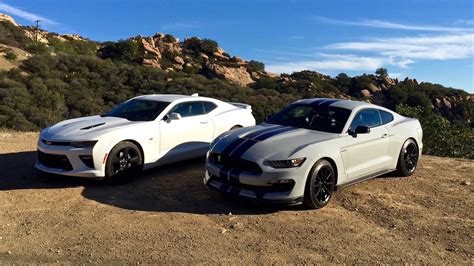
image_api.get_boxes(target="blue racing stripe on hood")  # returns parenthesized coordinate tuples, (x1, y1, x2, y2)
(243, 125, 281, 139)
(221, 138, 247, 155)
(229, 139, 258, 157)
(253, 126, 297, 141)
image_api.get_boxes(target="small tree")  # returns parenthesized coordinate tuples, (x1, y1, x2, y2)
(375, 67, 388, 77)
(163, 34, 177, 43)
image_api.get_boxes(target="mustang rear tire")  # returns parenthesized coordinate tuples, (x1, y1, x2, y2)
(303, 160, 336, 209)
(104, 141, 143, 184)
(396, 139, 419, 177)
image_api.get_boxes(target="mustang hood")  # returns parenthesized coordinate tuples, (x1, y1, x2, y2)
(213, 124, 339, 159)
(41, 115, 140, 141)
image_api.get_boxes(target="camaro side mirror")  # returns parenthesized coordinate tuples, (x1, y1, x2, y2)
(166, 112, 182, 121)
(264, 114, 274, 122)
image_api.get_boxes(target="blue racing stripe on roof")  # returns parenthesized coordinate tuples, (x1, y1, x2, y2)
(319, 99, 341, 106)
(310, 99, 327, 106)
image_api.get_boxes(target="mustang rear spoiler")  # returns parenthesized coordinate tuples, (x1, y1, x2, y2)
(229, 102, 252, 110)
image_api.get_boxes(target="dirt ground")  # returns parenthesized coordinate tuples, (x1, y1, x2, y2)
(0, 132, 472, 263)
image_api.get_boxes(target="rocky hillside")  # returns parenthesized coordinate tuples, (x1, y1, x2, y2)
(0, 13, 472, 158)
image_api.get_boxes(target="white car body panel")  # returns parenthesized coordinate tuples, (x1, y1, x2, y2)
(36, 94, 256, 178)
(204, 98, 423, 204)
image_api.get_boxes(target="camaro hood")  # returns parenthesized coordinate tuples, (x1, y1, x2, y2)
(41, 115, 140, 141)
(213, 123, 339, 159)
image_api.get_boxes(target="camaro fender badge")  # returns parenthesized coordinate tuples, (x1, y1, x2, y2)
(45, 140, 52, 145)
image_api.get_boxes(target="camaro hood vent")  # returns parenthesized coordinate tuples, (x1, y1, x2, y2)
(80, 123, 106, 130)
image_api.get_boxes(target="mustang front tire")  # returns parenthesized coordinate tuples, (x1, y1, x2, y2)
(104, 141, 143, 184)
(396, 139, 419, 177)
(303, 160, 336, 209)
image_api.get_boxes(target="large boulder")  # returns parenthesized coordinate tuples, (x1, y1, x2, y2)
(205, 63, 254, 86)
(360, 89, 372, 97)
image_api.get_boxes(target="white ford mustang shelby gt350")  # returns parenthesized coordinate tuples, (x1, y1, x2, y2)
(205, 98, 423, 209)
(36, 94, 255, 181)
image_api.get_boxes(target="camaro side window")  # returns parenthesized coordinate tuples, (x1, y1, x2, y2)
(203, 102, 217, 113)
(170, 102, 205, 117)
(350, 109, 382, 129)
(379, 110, 394, 125)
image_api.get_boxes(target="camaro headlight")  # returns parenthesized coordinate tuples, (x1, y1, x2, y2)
(70, 141, 98, 148)
(266, 158, 306, 168)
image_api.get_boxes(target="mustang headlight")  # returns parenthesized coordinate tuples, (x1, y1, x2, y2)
(266, 158, 306, 168)
(70, 141, 98, 148)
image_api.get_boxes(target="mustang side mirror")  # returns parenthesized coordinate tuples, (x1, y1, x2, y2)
(166, 112, 182, 122)
(264, 114, 274, 122)
(355, 125, 371, 134)
(348, 125, 370, 137)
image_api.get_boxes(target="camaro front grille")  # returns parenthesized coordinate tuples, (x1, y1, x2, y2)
(208, 153, 262, 175)
(37, 150, 73, 171)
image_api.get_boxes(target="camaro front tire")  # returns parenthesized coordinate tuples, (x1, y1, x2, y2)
(303, 160, 336, 209)
(104, 141, 143, 184)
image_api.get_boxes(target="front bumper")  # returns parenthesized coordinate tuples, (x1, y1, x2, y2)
(204, 153, 309, 203)
(35, 139, 104, 178)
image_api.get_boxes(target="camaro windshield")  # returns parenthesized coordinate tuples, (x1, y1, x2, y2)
(267, 103, 352, 133)
(102, 99, 170, 121)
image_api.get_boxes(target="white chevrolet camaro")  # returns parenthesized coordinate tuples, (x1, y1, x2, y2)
(36, 94, 255, 182)
(205, 98, 423, 209)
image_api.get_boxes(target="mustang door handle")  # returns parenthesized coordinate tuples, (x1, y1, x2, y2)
(200, 121, 208, 124)
(381, 133, 389, 138)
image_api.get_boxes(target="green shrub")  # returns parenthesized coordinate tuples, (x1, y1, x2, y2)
(4, 50, 17, 61)
(396, 104, 473, 159)
(247, 60, 265, 72)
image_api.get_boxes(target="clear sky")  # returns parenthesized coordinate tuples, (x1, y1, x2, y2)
(1, 0, 473, 92)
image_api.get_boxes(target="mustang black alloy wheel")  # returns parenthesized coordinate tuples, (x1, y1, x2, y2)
(397, 139, 419, 176)
(105, 141, 143, 183)
(304, 160, 336, 209)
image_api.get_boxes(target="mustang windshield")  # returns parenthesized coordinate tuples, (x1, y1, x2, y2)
(267, 103, 351, 133)
(103, 99, 170, 121)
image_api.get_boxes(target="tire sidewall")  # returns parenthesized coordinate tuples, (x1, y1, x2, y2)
(304, 160, 335, 209)
(398, 139, 418, 177)
(104, 141, 143, 183)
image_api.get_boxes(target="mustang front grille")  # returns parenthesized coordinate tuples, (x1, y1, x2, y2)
(208, 152, 262, 175)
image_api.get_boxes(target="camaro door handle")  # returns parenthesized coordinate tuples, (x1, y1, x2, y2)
(381, 133, 389, 138)
(201, 121, 208, 124)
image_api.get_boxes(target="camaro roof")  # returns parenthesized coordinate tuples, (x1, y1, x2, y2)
(133, 94, 216, 103)
(295, 98, 373, 110)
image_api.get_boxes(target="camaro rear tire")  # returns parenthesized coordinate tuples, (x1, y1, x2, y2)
(104, 141, 143, 184)
(396, 139, 419, 177)
(303, 160, 336, 209)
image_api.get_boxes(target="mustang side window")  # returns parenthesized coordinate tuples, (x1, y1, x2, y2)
(350, 108, 382, 129)
(170, 102, 205, 117)
(379, 110, 394, 125)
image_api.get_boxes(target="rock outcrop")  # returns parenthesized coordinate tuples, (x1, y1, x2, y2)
(205, 63, 254, 86)
(0, 14, 17, 26)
